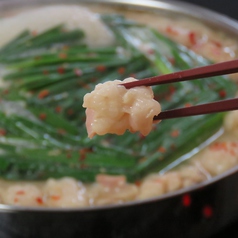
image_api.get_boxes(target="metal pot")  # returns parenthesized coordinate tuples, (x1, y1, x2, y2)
(0, 1, 238, 237)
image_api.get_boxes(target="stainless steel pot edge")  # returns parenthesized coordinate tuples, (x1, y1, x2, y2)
(1, 0, 238, 34)
(0, 164, 238, 213)
(0, 0, 238, 212)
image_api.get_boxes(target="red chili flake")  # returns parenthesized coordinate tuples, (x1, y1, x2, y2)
(168, 57, 175, 65)
(219, 90, 226, 98)
(210, 142, 237, 156)
(135, 180, 142, 187)
(154, 178, 164, 184)
(212, 40, 222, 48)
(31, 30, 38, 36)
(184, 103, 192, 107)
(55, 106, 62, 113)
(171, 129, 180, 138)
(16, 190, 25, 195)
(57, 67, 65, 74)
(147, 48, 155, 55)
(165, 26, 178, 35)
(66, 152, 72, 159)
(231, 142, 238, 148)
(182, 194, 191, 207)
(50, 195, 61, 201)
(96, 65, 106, 72)
(165, 95, 172, 102)
(80, 83, 90, 90)
(202, 205, 213, 218)
(36, 197, 43, 205)
(67, 109, 74, 116)
(117, 67, 125, 75)
(38, 89, 50, 99)
(158, 147, 166, 153)
(169, 85, 176, 94)
(39, 113, 47, 120)
(79, 148, 93, 161)
(58, 53, 67, 59)
(43, 70, 49, 75)
(74, 68, 83, 77)
(57, 128, 66, 135)
(0, 128, 7, 136)
(210, 142, 228, 151)
(14, 198, 19, 203)
(188, 32, 197, 45)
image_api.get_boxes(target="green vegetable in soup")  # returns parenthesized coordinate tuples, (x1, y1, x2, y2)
(0, 15, 236, 182)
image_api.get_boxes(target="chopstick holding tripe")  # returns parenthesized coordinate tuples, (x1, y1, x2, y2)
(83, 59, 238, 138)
(121, 59, 238, 88)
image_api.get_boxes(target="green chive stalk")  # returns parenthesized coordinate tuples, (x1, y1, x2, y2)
(0, 18, 236, 182)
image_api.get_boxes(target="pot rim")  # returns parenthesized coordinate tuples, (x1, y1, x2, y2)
(0, 0, 238, 213)
(0, 164, 237, 213)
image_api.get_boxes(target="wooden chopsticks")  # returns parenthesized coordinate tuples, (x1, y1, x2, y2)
(154, 98, 238, 120)
(122, 59, 238, 88)
(121, 59, 238, 120)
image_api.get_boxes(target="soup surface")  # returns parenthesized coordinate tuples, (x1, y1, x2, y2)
(0, 4, 238, 208)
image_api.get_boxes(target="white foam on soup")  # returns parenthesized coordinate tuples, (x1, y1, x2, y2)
(0, 5, 115, 48)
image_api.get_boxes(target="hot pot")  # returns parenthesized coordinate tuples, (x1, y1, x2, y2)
(0, 0, 238, 237)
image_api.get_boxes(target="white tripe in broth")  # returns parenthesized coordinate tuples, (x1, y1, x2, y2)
(83, 77, 161, 138)
(0, 5, 115, 48)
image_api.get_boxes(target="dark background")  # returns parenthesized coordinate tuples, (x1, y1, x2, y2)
(178, 0, 238, 21)
(178, 1, 238, 237)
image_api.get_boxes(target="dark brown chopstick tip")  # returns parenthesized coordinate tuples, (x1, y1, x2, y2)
(154, 98, 238, 120)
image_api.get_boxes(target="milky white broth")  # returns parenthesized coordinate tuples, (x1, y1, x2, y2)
(0, 4, 238, 208)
